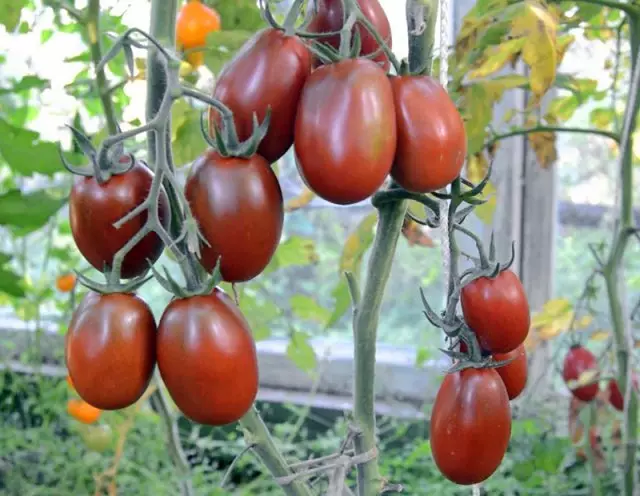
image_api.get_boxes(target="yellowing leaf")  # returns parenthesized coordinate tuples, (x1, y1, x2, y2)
(556, 34, 575, 66)
(339, 212, 377, 273)
(483, 74, 529, 98)
(590, 329, 610, 342)
(466, 153, 489, 184)
(532, 298, 572, 326)
(528, 130, 557, 168)
(474, 181, 497, 224)
(285, 187, 316, 212)
(574, 315, 593, 330)
(468, 38, 526, 79)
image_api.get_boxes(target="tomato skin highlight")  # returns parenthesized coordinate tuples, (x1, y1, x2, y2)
(156, 289, 259, 426)
(607, 375, 638, 411)
(390, 75, 466, 193)
(430, 368, 511, 485)
(65, 292, 157, 410)
(185, 150, 284, 282)
(294, 58, 397, 205)
(210, 29, 311, 164)
(562, 345, 599, 402)
(460, 269, 530, 354)
(494, 344, 528, 400)
(69, 160, 170, 279)
(306, 0, 392, 71)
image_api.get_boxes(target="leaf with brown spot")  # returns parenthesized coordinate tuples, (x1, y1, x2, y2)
(528, 130, 557, 168)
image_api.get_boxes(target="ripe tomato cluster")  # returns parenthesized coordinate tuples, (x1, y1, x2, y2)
(431, 269, 531, 485)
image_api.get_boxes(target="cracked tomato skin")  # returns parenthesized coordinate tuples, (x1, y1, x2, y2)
(562, 345, 599, 402)
(390, 75, 466, 193)
(460, 269, 530, 354)
(494, 344, 528, 400)
(69, 160, 170, 279)
(65, 292, 157, 410)
(156, 289, 259, 426)
(294, 58, 396, 205)
(306, 0, 392, 71)
(210, 28, 311, 164)
(430, 368, 511, 485)
(184, 150, 284, 282)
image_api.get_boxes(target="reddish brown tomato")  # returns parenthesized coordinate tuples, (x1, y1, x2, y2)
(607, 375, 638, 411)
(294, 58, 396, 205)
(430, 368, 511, 485)
(184, 151, 284, 282)
(65, 292, 156, 410)
(562, 345, 599, 402)
(69, 160, 170, 279)
(156, 289, 259, 426)
(494, 344, 528, 400)
(210, 29, 311, 164)
(306, 0, 392, 71)
(460, 269, 530, 354)
(390, 75, 467, 193)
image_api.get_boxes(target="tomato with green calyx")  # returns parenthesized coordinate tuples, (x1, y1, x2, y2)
(65, 292, 156, 410)
(494, 344, 528, 400)
(607, 375, 638, 411)
(69, 159, 170, 279)
(156, 288, 259, 426)
(460, 269, 530, 354)
(294, 58, 396, 205)
(562, 345, 599, 402)
(176, 0, 221, 67)
(185, 150, 284, 282)
(390, 75, 466, 193)
(430, 368, 511, 485)
(210, 28, 311, 164)
(306, 0, 392, 71)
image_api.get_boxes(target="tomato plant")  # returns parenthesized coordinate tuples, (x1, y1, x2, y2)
(176, 0, 221, 67)
(65, 292, 157, 410)
(390, 75, 467, 193)
(430, 368, 511, 485)
(69, 160, 170, 279)
(306, 0, 392, 71)
(210, 28, 312, 164)
(294, 58, 397, 205)
(562, 345, 599, 402)
(156, 288, 259, 426)
(608, 375, 638, 411)
(494, 344, 528, 400)
(184, 150, 284, 282)
(460, 269, 530, 353)
(67, 399, 102, 424)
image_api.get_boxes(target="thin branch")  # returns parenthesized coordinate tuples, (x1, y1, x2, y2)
(45, 0, 85, 22)
(486, 125, 620, 149)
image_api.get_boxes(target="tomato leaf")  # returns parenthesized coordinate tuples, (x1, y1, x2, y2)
(289, 295, 330, 324)
(238, 290, 281, 341)
(324, 279, 351, 330)
(339, 212, 377, 273)
(285, 187, 316, 212)
(589, 108, 615, 129)
(0, 190, 66, 234)
(170, 100, 207, 167)
(265, 236, 319, 274)
(473, 180, 497, 225)
(467, 38, 526, 80)
(286, 330, 317, 373)
(527, 131, 557, 168)
(0, 75, 49, 95)
(203, 30, 255, 75)
(0, 0, 27, 31)
(0, 266, 25, 298)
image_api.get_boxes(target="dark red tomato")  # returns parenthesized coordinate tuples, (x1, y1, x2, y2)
(65, 292, 156, 410)
(562, 345, 599, 402)
(494, 344, 528, 400)
(156, 288, 259, 425)
(184, 150, 283, 282)
(69, 159, 170, 279)
(306, 0, 392, 71)
(210, 28, 311, 164)
(460, 269, 530, 354)
(294, 58, 396, 205)
(430, 368, 511, 485)
(390, 75, 467, 193)
(607, 375, 638, 411)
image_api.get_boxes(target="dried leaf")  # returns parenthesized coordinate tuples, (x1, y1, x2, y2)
(285, 187, 316, 212)
(528, 131, 557, 168)
(401, 218, 435, 248)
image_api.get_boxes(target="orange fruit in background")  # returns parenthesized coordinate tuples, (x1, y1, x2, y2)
(176, 0, 221, 68)
(67, 399, 101, 424)
(56, 273, 76, 292)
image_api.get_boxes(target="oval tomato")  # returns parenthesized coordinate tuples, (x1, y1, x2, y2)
(562, 345, 599, 402)
(176, 0, 221, 67)
(294, 58, 396, 205)
(430, 368, 511, 485)
(156, 288, 259, 425)
(494, 344, 528, 400)
(390, 75, 466, 192)
(306, 0, 392, 71)
(460, 269, 530, 354)
(210, 29, 311, 164)
(184, 150, 284, 282)
(69, 159, 170, 279)
(607, 375, 638, 411)
(65, 292, 157, 410)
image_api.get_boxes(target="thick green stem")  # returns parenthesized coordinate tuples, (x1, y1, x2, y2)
(585, 405, 602, 496)
(351, 4, 438, 495)
(603, 16, 640, 496)
(239, 408, 313, 496)
(87, 0, 119, 135)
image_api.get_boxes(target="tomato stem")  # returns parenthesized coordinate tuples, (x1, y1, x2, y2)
(282, 0, 306, 36)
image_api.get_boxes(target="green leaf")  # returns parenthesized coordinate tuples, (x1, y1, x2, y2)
(208, 0, 263, 31)
(0, 0, 27, 31)
(589, 108, 615, 128)
(463, 84, 493, 154)
(324, 279, 351, 330)
(203, 30, 255, 75)
(0, 75, 49, 95)
(415, 347, 432, 367)
(286, 330, 317, 373)
(0, 190, 66, 234)
(0, 267, 25, 298)
(545, 95, 579, 124)
(289, 295, 330, 324)
(339, 212, 377, 273)
(238, 291, 281, 341)
(265, 236, 319, 275)
(171, 100, 207, 167)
